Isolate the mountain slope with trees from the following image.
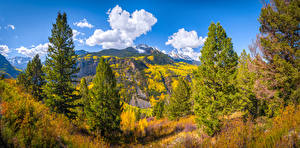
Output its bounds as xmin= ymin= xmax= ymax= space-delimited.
xmin=0 ymin=54 xmax=21 ymax=78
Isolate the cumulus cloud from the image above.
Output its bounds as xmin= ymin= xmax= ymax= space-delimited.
xmin=16 ymin=43 xmax=49 ymax=58
xmin=7 ymin=24 xmax=15 ymax=30
xmin=166 ymin=28 xmax=206 ymax=61
xmin=86 ymin=5 xmax=157 ymax=49
xmin=72 ymin=29 xmax=85 ymax=44
xmin=86 ymin=29 xmax=132 ymax=49
xmin=74 ymin=18 xmax=94 ymax=28
xmin=0 ymin=45 xmax=9 ymax=56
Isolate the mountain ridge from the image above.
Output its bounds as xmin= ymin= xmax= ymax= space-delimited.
xmin=0 ymin=54 xmax=21 ymax=78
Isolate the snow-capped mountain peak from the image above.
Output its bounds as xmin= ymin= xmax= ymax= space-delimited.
xmin=8 ymin=56 xmax=32 ymax=70
xmin=168 ymin=48 xmax=201 ymax=61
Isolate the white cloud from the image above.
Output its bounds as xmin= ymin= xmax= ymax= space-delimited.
xmin=7 ymin=24 xmax=15 ymax=30
xmin=72 ymin=29 xmax=85 ymax=44
xmin=74 ymin=18 xmax=94 ymax=28
xmin=86 ymin=5 xmax=157 ymax=49
xmin=16 ymin=43 xmax=49 ymax=58
xmin=166 ymin=28 xmax=207 ymax=61
xmin=166 ymin=28 xmax=206 ymax=49
xmin=86 ymin=29 xmax=132 ymax=49
xmin=0 ymin=45 xmax=9 ymax=56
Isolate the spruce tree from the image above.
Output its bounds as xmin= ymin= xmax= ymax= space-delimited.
xmin=86 ymin=57 xmax=122 ymax=141
xmin=27 ymin=54 xmax=45 ymax=101
xmin=77 ymin=78 xmax=89 ymax=122
xmin=43 ymin=12 xmax=79 ymax=119
xmin=79 ymin=78 xmax=89 ymax=108
xmin=17 ymin=71 xmax=30 ymax=90
xmin=193 ymin=22 xmax=241 ymax=136
xmin=168 ymin=77 xmax=191 ymax=120
xmin=253 ymin=0 xmax=299 ymax=116
xmin=17 ymin=54 xmax=45 ymax=101
xmin=236 ymin=50 xmax=261 ymax=117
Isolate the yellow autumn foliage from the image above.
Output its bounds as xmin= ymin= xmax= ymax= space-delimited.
xmin=147 ymin=55 xmax=154 ymax=61
xmin=121 ymin=109 xmax=136 ymax=132
xmin=137 ymin=118 xmax=148 ymax=136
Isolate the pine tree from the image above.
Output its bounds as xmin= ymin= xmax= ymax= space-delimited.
xmin=43 ymin=12 xmax=79 ymax=119
xmin=78 ymin=78 xmax=89 ymax=121
xmin=252 ymin=0 xmax=299 ymax=116
xmin=17 ymin=54 xmax=45 ymax=101
xmin=27 ymin=54 xmax=45 ymax=101
xmin=17 ymin=71 xmax=30 ymax=90
xmin=167 ymin=77 xmax=191 ymax=120
xmin=236 ymin=50 xmax=262 ymax=117
xmin=79 ymin=78 xmax=89 ymax=108
xmin=193 ymin=22 xmax=241 ymax=136
xmin=86 ymin=57 xmax=122 ymax=141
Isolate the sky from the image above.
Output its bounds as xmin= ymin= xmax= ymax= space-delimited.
xmin=0 ymin=0 xmax=262 ymax=61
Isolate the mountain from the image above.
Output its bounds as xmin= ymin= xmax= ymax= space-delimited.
xmin=77 ymin=44 xmax=200 ymax=65
xmin=8 ymin=56 xmax=32 ymax=70
xmin=75 ymin=50 xmax=88 ymax=56
xmin=0 ymin=54 xmax=22 ymax=78
xmin=77 ymin=45 xmax=174 ymax=78
xmin=172 ymin=58 xmax=200 ymax=65
xmin=169 ymin=49 xmax=201 ymax=65
xmin=76 ymin=45 xmax=197 ymax=108
xmin=85 ymin=44 xmax=155 ymax=58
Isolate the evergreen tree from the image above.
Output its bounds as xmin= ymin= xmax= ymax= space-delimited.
xmin=252 ymin=0 xmax=299 ymax=116
xmin=236 ymin=50 xmax=262 ymax=117
xmin=17 ymin=71 xmax=30 ymax=90
xmin=86 ymin=57 xmax=122 ymax=141
xmin=43 ymin=12 xmax=79 ymax=119
xmin=0 ymin=74 xmax=5 ymax=80
xmin=193 ymin=22 xmax=241 ymax=136
xmin=79 ymin=78 xmax=89 ymax=108
xmin=27 ymin=54 xmax=45 ymax=101
xmin=167 ymin=77 xmax=191 ymax=120
xmin=78 ymin=78 xmax=89 ymax=121
xmin=17 ymin=54 xmax=45 ymax=101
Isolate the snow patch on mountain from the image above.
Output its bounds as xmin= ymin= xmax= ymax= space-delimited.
xmin=168 ymin=47 xmax=201 ymax=61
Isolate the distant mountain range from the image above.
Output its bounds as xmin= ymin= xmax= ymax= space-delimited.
xmin=75 ymin=50 xmax=88 ymax=56
xmin=0 ymin=54 xmax=21 ymax=78
xmin=1 ymin=44 xmax=199 ymax=78
xmin=85 ymin=44 xmax=157 ymax=58
xmin=8 ymin=56 xmax=32 ymax=70
xmin=78 ymin=44 xmax=199 ymax=64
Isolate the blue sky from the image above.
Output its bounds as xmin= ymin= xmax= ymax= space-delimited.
xmin=0 ymin=0 xmax=262 ymax=60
